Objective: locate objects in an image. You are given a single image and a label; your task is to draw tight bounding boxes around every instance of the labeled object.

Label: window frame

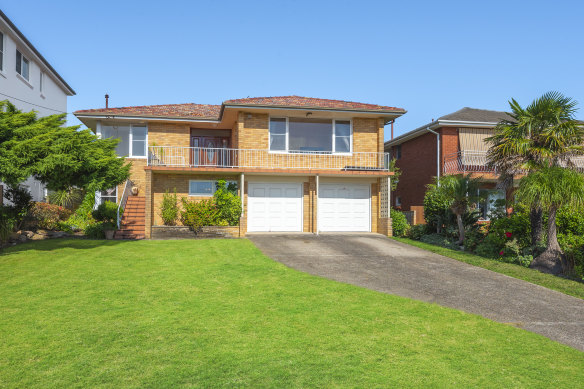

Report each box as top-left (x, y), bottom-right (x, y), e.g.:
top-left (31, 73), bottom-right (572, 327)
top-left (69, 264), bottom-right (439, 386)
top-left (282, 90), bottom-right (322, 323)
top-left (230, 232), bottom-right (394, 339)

top-left (97, 122), bottom-right (149, 159)
top-left (16, 49), bottom-right (30, 81)
top-left (188, 180), bottom-right (238, 197)
top-left (39, 71), bottom-right (44, 95)
top-left (268, 116), bottom-right (353, 155)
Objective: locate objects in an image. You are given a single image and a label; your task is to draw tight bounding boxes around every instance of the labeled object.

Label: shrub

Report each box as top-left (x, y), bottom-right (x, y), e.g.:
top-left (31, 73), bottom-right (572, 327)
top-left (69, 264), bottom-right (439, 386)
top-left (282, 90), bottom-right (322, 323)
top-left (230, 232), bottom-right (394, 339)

top-left (48, 188), bottom-right (84, 210)
top-left (407, 224), bottom-right (428, 240)
top-left (557, 207), bottom-right (584, 236)
top-left (60, 192), bottom-right (98, 233)
top-left (28, 202), bottom-right (73, 230)
top-left (390, 209), bottom-right (410, 237)
top-left (423, 184), bottom-right (452, 233)
top-left (85, 222), bottom-right (106, 239)
top-left (93, 201), bottom-right (119, 224)
top-left (420, 233), bottom-right (460, 250)
top-left (474, 235), bottom-right (501, 258)
top-left (180, 198), bottom-right (219, 231)
top-left (558, 233), bottom-right (584, 279)
top-left (159, 189), bottom-right (179, 226)
top-left (2, 185), bottom-right (33, 230)
top-left (0, 210), bottom-right (15, 245)
top-left (213, 180), bottom-right (241, 226)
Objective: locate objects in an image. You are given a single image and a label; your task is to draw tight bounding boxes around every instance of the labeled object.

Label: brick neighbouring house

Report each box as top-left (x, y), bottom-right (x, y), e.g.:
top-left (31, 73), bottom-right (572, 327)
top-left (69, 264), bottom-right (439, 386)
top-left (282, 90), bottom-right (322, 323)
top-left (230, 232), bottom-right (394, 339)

top-left (74, 96), bottom-right (405, 238)
top-left (384, 107), bottom-right (518, 224)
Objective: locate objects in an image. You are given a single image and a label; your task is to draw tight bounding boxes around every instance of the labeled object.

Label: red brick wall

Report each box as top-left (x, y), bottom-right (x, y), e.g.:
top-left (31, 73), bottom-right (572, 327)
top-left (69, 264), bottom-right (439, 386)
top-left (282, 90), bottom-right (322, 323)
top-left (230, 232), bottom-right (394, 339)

top-left (391, 131), bottom-right (438, 210)
top-left (440, 126), bottom-right (459, 172)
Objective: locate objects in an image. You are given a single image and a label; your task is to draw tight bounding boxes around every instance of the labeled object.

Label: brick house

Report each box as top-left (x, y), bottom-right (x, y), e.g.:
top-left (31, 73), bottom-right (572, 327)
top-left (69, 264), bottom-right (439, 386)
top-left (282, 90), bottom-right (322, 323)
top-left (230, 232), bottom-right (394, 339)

top-left (75, 96), bottom-right (405, 238)
top-left (384, 107), bottom-right (516, 224)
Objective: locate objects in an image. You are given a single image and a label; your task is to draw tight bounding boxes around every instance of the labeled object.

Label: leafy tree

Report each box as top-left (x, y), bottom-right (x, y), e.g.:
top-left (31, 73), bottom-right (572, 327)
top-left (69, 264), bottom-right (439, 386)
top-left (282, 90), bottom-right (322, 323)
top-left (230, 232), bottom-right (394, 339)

top-left (431, 174), bottom-right (484, 244)
top-left (486, 92), bottom-right (584, 245)
top-left (0, 100), bottom-right (130, 192)
top-left (516, 167), bottom-right (584, 274)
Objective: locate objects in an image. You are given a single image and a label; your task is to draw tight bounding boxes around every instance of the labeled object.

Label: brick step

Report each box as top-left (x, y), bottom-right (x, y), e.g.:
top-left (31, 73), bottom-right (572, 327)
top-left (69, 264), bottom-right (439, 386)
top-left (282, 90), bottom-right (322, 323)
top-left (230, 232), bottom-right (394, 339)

top-left (119, 229), bottom-right (145, 235)
top-left (122, 215), bottom-right (145, 220)
top-left (121, 224), bottom-right (145, 229)
top-left (114, 233), bottom-right (145, 240)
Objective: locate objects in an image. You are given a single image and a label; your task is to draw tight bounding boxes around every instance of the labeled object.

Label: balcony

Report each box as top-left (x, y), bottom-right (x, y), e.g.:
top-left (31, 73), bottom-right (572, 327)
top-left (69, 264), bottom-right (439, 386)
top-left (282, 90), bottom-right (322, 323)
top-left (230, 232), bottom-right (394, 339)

top-left (147, 146), bottom-right (391, 172)
top-left (443, 150), bottom-right (584, 175)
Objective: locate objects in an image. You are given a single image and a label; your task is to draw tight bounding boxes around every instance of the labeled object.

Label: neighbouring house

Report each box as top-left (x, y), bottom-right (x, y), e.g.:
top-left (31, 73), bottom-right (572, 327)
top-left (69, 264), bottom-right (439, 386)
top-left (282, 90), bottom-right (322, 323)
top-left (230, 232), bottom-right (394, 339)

top-left (0, 10), bottom-right (76, 202)
top-left (385, 108), bottom-right (519, 224)
top-left (74, 96), bottom-right (405, 239)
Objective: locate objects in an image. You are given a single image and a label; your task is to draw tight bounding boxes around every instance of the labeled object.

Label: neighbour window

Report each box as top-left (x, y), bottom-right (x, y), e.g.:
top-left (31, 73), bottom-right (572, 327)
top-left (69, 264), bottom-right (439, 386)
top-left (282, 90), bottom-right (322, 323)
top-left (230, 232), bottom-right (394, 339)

top-left (396, 196), bottom-right (401, 207)
top-left (269, 118), bottom-right (286, 151)
top-left (0, 32), bottom-right (4, 71)
top-left (269, 117), bottom-right (352, 153)
top-left (477, 189), bottom-right (505, 220)
top-left (394, 145), bottom-right (402, 160)
top-left (189, 180), bottom-right (238, 196)
top-left (16, 49), bottom-right (30, 80)
top-left (100, 124), bottom-right (148, 158)
top-left (39, 72), bottom-right (44, 93)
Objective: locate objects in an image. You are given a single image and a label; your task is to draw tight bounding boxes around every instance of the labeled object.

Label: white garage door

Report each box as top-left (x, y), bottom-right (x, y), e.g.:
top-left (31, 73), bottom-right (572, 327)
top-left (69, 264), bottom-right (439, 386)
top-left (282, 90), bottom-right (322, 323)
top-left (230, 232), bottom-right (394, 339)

top-left (247, 183), bottom-right (303, 232)
top-left (319, 183), bottom-right (370, 232)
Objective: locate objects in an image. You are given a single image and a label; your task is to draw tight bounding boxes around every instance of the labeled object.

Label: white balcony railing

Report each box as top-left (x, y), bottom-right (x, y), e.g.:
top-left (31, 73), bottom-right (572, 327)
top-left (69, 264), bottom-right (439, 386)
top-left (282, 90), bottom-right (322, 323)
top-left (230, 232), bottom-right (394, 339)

top-left (148, 146), bottom-right (391, 171)
top-left (443, 150), bottom-right (584, 175)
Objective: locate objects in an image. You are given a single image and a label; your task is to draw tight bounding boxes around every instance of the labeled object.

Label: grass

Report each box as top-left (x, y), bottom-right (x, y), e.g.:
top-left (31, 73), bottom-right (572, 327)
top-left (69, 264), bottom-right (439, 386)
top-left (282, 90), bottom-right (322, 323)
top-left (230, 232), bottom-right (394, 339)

top-left (0, 239), bottom-right (582, 388)
top-left (392, 237), bottom-right (584, 300)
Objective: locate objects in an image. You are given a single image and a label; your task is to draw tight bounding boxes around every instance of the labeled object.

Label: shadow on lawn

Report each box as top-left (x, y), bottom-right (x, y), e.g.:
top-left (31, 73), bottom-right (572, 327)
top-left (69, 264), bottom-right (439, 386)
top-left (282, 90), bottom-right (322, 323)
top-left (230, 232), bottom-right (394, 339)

top-left (0, 237), bottom-right (139, 256)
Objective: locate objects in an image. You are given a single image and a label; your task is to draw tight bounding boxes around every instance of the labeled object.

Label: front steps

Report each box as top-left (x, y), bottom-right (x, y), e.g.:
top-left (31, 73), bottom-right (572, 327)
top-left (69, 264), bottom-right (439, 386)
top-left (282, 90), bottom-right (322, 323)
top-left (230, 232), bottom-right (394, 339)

top-left (114, 196), bottom-right (145, 240)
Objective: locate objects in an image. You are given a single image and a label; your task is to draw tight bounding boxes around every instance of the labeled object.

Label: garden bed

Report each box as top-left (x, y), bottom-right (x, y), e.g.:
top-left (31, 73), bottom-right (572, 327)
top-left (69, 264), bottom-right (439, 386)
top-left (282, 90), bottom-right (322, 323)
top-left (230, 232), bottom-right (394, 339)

top-left (151, 225), bottom-right (240, 239)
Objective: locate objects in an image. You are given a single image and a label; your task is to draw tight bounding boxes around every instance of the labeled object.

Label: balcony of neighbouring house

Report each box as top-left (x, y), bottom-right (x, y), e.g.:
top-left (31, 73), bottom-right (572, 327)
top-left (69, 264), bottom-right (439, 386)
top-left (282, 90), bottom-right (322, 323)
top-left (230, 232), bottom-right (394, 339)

top-left (443, 150), bottom-right (584, 176)
top-left (147, 146), bottom-right (392, 174)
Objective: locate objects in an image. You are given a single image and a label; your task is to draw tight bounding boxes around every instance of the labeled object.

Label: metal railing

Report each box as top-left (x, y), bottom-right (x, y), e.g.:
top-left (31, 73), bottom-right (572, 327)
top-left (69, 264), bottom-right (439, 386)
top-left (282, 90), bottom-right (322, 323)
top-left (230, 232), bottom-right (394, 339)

top-left (148, 146), bottom-right (391, 171)
top-left (443, 150), bottom-right (584, 175)
top-left (443, 150), bottom-right (496, 175)
top-left (117, 179), bottom-right (133, 229)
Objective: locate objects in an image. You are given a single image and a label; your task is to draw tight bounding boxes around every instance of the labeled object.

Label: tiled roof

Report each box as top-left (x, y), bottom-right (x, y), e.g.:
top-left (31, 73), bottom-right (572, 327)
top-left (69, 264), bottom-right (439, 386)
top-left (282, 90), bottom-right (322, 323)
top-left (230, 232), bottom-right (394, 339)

top-left (74, 96), bottom-right (404, 120)
top-left (74, 103), bottom-right (222, 119)
top-left (438, 107), bottom-right (513, 123)
top-left (224, 95), bottom-right (405, 112)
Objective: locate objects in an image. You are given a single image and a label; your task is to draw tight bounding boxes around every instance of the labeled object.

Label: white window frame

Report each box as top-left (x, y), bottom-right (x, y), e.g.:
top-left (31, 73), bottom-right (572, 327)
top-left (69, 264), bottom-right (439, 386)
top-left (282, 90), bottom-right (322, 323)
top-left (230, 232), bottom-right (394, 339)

top-left (97, 122), bottom-right (148, 159)
top-left (39, 71), bottom-right (44, 96)
top-left (0, 31), bottom-right (4, 74)
top-left (268, 116), bottom-right (353, 155)
top-left (16, 49), bottom-right (30, 81)
top-left (188, 180), bottom-right (238, 197)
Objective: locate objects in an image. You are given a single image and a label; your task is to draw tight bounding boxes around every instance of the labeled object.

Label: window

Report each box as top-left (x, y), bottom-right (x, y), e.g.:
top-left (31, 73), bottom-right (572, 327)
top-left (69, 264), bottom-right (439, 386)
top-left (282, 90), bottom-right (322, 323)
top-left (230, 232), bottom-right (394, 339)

top-left (269, 117), bottom-right (352, 153)
top-left (16, 49), bottom-right (29, 80)
top-left (394, 145), bottom-right (402, 160)
top-left (100, 124), bottom-right (148, 158)
top-left (395, 196), bottom-right (401, 207)
top-left (39, 72), bottom-right (44, 93)
top-left (100, 188), bottom-right (117, 204)
top-left (189, 180), bottom-right (238, 196)
top-left (0, 32), bottom-right (4, 71)
top-left (477, 189), bottom-right (505, 220)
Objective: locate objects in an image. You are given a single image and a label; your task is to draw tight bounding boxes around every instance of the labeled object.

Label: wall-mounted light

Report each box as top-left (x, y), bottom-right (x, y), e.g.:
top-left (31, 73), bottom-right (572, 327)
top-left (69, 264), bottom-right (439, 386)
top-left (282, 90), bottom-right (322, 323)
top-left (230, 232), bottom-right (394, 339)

top-left (306, 112), bottom-right (312, 118)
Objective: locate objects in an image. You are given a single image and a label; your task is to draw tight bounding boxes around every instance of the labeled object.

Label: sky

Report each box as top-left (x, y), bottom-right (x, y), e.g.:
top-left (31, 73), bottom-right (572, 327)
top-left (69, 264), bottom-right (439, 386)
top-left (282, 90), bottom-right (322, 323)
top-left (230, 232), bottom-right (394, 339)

top-left (2, 0), bottom-right (583, 140)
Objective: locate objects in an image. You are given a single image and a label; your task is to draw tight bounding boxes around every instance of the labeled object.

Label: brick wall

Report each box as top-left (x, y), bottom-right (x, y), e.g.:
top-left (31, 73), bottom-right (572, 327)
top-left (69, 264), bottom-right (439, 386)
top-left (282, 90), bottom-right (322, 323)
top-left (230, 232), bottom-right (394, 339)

top-left (353, 117), bottom-right (383, 153)
top-left (392, 131), bottom-right (438, 211)
top-left (148, 122), bottom-right (190, 147)
top-left (440, 126), bottom-right (459, 170)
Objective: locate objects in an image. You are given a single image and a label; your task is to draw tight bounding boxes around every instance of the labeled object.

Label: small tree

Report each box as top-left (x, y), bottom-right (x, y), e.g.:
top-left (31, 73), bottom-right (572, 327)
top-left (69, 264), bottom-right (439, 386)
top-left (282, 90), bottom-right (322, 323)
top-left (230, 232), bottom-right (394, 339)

top-left (433, 174), bottom-right (484, 244)
top-left (516, 167), bottom-right (584, 274)
top-left (213, 180), bottom-right (241, 226)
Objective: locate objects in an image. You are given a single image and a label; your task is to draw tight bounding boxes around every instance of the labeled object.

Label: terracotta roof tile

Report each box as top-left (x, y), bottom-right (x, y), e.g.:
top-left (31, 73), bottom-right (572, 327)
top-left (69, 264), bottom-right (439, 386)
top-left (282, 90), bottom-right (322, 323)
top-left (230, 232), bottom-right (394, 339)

top-left (74, 103), bottom-right (222, 120)
top-left (224, 95), bottom-right (404, 112)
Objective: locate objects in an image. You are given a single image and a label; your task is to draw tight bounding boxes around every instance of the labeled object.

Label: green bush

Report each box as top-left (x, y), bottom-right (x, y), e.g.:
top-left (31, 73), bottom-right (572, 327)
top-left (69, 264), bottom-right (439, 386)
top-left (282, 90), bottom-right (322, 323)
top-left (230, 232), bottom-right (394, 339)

top-left (407, 224), bottom-right (428, 240)
top-left (474, 235), bottom-right (501, 258)
top-left (0, 209), bottom-right (15, 245)
top-left (420, 233), bottom-right (460, 250)
top-left (60, 192), bottom-right (98, 233)
top-left (92, 201), bottom-right (119, 224)
top-left (423, 184), bottom-right (452, 232)
top-left (390, 209), bottom-right (410, 237)
top-left (214, 180), bottom-right (241, 226)
top-left (180, 198), bottom-right (219, 231)
top-left (558, 233), bottom-right (584, 279)
top-left (159, 189), bottom-right (179, 226)
top-left (48, 188), bottom-right (84, 210)
top-left (557, 207), bottom-right (584, 236)
top-left (2, 185), bottom-right (33, 231)
top-left (28, 202), bottom-right (73, 230)
top-left (85, 222), bottom-right (106, 239)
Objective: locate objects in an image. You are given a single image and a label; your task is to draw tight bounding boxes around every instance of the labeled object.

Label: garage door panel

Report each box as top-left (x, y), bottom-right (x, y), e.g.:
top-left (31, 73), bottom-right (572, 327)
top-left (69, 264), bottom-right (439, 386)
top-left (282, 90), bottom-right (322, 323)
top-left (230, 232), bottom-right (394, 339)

top-left (248, 183), bottom-right (303, 232)
top-left (318, 184), bottom-right (370, 232)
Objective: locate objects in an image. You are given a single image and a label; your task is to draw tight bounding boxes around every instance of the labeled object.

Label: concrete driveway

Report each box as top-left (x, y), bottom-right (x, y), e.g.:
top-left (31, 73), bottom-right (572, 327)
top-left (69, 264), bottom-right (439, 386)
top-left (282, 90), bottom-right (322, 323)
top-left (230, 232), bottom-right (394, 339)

top-left (248, 233), bottom-right (584, 351)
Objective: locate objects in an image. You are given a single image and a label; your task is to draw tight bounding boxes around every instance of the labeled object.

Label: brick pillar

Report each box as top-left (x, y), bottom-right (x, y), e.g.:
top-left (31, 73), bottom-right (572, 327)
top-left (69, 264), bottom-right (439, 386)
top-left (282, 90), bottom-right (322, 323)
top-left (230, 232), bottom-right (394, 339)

top-left (144, 169), bottom-right (152, 239)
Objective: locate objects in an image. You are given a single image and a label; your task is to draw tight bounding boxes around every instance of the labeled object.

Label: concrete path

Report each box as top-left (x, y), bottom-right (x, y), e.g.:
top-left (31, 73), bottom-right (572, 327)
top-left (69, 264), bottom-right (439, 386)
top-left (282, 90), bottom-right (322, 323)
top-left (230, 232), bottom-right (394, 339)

top-left (248, 233), bottom-right (584, 351)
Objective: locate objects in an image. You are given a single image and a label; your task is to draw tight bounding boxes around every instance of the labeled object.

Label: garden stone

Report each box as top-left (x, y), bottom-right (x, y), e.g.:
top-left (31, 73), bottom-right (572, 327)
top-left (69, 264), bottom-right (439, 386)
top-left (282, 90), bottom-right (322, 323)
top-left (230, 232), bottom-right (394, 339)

top-left (50, 231), bottom-right (68, 238)
top-left (31, 233), bottom-right (48, 241)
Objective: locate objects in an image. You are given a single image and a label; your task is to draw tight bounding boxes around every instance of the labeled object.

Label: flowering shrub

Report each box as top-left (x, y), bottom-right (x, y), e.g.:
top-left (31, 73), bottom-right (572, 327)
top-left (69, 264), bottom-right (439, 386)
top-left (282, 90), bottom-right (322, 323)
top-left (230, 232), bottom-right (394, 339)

top-left (28, 202), bottom-right (73, 230)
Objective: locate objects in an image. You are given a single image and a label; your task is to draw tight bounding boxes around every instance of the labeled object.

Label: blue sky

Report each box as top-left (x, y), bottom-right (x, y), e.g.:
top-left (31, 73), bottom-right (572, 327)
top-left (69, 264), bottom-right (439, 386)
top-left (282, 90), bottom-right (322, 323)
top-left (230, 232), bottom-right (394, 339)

top-left (3, 0), bottom-right (583, 140)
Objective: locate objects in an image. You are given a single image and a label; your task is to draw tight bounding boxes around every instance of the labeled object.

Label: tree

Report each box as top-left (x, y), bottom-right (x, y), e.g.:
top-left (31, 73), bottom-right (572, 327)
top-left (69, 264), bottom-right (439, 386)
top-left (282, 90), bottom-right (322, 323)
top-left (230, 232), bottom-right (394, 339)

top-left (516, 167), bottom-right (584, 274)
top-left (431, 174), bottom-right (484, 244)
top-left (486, 92), bottom-right (584, 245)
top-left (0, 100), bottom-right (130, 192)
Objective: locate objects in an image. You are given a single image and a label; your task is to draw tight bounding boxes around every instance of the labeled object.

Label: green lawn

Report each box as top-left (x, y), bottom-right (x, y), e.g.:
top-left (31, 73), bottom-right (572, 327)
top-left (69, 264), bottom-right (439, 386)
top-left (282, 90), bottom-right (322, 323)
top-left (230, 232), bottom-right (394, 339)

top-left (392, 237), bottom-right (584, 300)
top-left (0, 239), bottom-right (582, 388)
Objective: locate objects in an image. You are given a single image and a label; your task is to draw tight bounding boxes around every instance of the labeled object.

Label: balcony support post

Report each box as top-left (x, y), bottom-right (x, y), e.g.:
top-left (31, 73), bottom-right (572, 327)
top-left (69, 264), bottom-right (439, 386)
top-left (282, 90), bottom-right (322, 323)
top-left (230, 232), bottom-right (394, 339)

top-left (315, 174), bottom-right (319, 236)
top-left (240, 173), bottom-right (244, 217)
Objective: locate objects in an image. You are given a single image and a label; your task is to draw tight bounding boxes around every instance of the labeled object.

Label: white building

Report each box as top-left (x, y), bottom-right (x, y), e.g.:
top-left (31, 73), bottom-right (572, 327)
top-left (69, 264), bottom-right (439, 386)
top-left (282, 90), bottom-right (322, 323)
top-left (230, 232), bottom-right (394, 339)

top-left (0, 9), bottom-right (76, 201)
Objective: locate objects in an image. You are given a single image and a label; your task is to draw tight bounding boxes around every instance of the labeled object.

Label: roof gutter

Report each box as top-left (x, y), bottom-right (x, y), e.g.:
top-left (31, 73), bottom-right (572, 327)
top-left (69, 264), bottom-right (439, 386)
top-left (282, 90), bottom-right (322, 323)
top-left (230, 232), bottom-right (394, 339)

top-left (74, 114), bottom-right (221, 123)
top-left (223, 104), bottom-right (406, 117)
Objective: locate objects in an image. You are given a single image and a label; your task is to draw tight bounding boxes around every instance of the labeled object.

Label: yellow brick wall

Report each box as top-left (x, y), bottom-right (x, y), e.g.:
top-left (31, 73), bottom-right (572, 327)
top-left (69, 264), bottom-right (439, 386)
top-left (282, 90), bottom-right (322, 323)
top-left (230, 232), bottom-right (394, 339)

top-left (148, 122), bottom-right (190, 147)
top-left (371, 182), bottom-right (379, 233)
top-left (353, 117), bottom-right (383, 154)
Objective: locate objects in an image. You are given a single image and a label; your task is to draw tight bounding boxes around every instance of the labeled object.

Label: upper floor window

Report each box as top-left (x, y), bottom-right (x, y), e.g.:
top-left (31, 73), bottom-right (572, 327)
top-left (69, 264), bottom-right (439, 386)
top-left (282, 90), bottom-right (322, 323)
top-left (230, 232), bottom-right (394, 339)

top-left (39, 72), bottom-right (44, 93)
top-left (16, 49), bottom-right (30, 80)
top-left (0, 32), bottom-right (4, 71)
top-left (100, 124), bottom-right (148, 158)
top-left (394, 145), bottom-right (402, 159)
top-left (269, 117), bottom-right (352, 153)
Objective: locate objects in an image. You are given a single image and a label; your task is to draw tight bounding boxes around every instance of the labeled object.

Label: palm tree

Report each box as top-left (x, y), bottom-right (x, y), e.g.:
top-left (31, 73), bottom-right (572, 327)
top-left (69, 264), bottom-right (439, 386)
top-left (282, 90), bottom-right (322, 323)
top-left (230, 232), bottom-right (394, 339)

top-left (517, 167), bottom-right (584, 274)
top-left (486, 91), bottom-right (584, 245)
top-left (438, 174), bottom-right (484, 244)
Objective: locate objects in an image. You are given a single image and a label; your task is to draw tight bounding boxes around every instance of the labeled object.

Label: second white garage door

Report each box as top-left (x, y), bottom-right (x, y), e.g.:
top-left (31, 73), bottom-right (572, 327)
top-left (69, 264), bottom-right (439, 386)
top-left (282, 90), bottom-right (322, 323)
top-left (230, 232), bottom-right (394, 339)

top-left (247, 183), bottom-right (303, 232)
top-left (318, 183), bottom-right (371, 232)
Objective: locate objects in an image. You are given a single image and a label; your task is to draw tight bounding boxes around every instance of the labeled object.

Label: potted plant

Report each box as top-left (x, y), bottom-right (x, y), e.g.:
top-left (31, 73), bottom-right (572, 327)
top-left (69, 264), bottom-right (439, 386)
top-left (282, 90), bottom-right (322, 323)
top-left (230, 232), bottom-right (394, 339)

top-left (103, 222), bottom-right (116, 240)
top-left (92, 201), bottom-right (120, 240)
